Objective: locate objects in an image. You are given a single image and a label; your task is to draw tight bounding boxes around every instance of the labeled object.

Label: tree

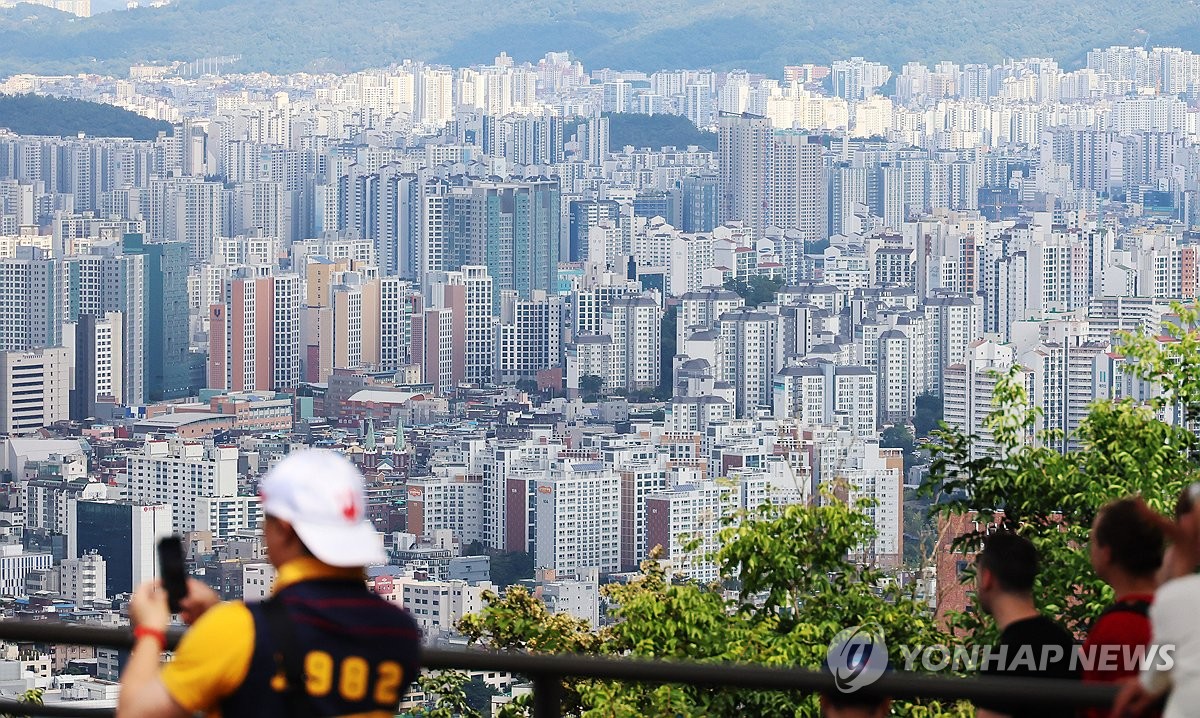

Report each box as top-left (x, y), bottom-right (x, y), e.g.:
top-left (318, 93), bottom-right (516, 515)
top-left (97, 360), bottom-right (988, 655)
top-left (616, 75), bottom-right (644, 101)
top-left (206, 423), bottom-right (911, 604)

top-left (579, 374), bottom-right (604, 399)
top-left (804, 238), bottom-right (831, 254)
top-left (922, 363), bottom-right (1195, 634)
top-left (0, 94), bottom-right (170, 139)
top-left (880, 424), bottom-right (915, 453)
top-left (463, 676), bottom-right (499, 716)
top-left (1116, 301), bottom-right (1200, 456)
top-left (658, 305), bottom-right (677, 399)
top-left (881, 424), bottom-right (917, 471)
top-left (913, 393), bottom-right (944, 438)
top-left (515, 379), bottom-right (539, 395)
top-left (454, 496), bottom-right (969, 716)
top-left (1, 689), bottom-right (44, 718)
top-left (409, 671), bottom-right (527, 718)
top-left (604, 112), bottom-right (717, 151)
top-left (723, 275), bottom-right (783, 308)
top-left (488, 551), bottom-right (535, 588)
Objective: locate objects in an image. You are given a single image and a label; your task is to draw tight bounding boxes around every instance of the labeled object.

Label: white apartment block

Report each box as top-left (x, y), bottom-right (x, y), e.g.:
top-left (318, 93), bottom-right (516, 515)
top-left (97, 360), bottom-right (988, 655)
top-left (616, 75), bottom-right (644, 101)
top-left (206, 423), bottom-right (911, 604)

top-left (676, 288), bottom-right (744, 346)
top-left (773, 363), bottom-right (876, 436)
top-left (943, 340), bottom-right (1031, 458)
top-left (0, 347), bottom-right (71, 434)
top-left (425, 266), bottom-right (494, 386)
top-left (645, 480), bottom-right (738, 583)
top-left (644, 473), bottom-right (779, 583)
top-left (668, 233), bottom-right (716, 296)
top-left (26, 477), bottom-right (105, 536)
top-left (617, 463), bottom-right (670, 571)
top-left (70, 312), bottom-right (124, 406)
top-left (0, 247), bottom-right (63, 352)
top-left (480, 432), bottom-right (563, 551)
top-left (537, 578), bottom-right (601, 626)
top-left (667, 395), bottom-right (734, 434)
top-left (565, 336), bottom-right (610, 394)
top-left (406, 469), bottom-right (485, 545)
top-left (875, 317), bottom-right (929, 423)
top-left (378, 277), bottom-right (418, 371)
top-left (381, 575), bottom-right (494, 635)
top-left (126, 439), bottom-right (240, 533)
top-left (606, 295), bottom-right (661, 392)
top-left (60, 552), bottom-right (107, 604)
top-left (835, 441), bottom-right (905, 568)
top-left (534, 461), bottom-right (620, 575)
top-left (719, 309), bottom-right (777, 418)
top-left (496, 290), bottom-right (562, 384)
top-left (243, 563), bottom-right (277, 602)
top-left (68, 248), bottom-right (146, 405)
top-left (0, 544), bottom-right (53, 597)
top-left (196, 495), bottom-right (262, 541)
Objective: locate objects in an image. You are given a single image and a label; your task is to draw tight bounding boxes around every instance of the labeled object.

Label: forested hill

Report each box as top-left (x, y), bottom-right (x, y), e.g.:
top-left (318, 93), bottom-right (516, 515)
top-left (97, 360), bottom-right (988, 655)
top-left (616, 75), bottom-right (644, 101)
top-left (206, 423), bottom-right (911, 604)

top-left (0, 94), bottom-right (171, 139)
top-left (606, 114), bottom-right (717, 152)
top-left (0, 0), bottom-right (1198, 77)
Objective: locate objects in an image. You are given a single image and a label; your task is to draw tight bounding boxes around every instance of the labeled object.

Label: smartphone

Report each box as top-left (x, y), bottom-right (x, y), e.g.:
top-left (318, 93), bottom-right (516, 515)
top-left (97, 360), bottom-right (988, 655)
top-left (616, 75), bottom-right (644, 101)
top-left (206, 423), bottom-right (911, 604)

top-left (157, 536), bottom-right (188, 614)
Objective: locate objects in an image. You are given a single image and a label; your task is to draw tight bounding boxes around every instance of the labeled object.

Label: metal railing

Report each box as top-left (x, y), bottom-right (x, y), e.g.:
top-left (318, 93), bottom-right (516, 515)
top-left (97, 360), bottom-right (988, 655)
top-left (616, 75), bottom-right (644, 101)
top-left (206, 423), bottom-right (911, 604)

top-left (0, 621), bottom-right (1118, 717)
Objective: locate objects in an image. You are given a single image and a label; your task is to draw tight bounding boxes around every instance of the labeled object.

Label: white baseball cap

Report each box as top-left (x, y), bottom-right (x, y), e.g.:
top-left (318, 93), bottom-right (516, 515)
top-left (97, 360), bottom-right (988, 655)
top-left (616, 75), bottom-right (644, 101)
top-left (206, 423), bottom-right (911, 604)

top-left (259, 449), bottom-right (387, 567)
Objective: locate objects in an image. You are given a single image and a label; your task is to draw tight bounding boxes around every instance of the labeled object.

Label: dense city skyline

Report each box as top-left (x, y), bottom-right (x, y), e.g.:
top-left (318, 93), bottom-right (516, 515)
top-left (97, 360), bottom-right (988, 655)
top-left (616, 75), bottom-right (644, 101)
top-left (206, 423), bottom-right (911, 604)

top-left (0, 19), bottom-right (1198, 712)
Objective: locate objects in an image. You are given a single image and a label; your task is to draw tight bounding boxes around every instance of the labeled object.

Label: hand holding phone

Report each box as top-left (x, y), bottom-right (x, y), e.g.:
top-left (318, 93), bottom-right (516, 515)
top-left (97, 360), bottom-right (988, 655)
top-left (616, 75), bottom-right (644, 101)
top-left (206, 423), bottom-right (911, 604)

top-left (157, 536), bottom-right (188, 614)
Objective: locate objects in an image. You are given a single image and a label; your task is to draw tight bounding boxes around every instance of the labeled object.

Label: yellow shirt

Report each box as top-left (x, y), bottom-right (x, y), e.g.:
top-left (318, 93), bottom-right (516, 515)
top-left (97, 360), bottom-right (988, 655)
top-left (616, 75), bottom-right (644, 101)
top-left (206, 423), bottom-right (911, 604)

top-left (161, 558), bottom-right (368, 716)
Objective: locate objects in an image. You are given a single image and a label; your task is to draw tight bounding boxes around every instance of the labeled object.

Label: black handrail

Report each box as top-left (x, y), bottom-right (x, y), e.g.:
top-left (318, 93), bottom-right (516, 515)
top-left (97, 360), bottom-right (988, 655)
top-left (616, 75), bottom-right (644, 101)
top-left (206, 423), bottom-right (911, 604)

top-left (0, 620), bottom-right (1118, 717)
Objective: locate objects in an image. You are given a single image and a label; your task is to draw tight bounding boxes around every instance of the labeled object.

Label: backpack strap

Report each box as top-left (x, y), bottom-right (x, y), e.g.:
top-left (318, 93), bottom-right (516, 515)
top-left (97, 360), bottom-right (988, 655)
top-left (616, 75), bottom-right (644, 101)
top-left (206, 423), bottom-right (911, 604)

top-left (261, 595), bottom-right (318, 718)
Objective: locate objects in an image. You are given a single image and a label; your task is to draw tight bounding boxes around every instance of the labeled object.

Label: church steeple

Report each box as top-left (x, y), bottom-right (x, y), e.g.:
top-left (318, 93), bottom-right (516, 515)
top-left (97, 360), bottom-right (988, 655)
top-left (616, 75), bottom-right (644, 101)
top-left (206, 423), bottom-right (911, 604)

top-left (364, 418), bottom-right (376, 451)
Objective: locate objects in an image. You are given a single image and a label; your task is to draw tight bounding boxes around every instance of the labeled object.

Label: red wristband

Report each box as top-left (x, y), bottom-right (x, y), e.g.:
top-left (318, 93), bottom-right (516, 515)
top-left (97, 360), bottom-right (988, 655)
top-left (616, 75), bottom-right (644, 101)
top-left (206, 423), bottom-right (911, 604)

top-left (133, 626), bottom-right (167, 650)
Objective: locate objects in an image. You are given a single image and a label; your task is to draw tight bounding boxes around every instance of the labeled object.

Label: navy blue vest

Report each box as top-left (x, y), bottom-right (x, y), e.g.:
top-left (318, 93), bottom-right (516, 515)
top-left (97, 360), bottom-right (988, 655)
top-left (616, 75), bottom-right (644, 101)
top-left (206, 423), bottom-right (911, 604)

top-left (220, 579), bottom-right (422, 717)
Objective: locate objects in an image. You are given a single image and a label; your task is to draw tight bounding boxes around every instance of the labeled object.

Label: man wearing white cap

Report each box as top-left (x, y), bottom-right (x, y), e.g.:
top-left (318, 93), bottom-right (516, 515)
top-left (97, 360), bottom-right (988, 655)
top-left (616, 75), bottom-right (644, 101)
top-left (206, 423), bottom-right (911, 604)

top-left (117, 449), bottom-right (421, 718)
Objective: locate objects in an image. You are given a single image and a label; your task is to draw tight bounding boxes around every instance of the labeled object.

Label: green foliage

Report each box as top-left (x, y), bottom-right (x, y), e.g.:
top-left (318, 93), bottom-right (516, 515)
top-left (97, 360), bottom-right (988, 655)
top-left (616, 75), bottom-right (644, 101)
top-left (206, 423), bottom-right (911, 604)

top-left (659, 304), bottom-right (677, 399)
top-left (437, 302), bottom-right (1200, 716)
top-left (454, 499), bottom-right (969, 717)
top-left (604, 112), bottom-right (716, 150)
top-left (723, 275), bottom-right (783, 308)
top-left (411, 671), bottom-right (476, 718)
top-left (913, 393), bottom-right (944, 438)
top-left (903, 487), bottom-right (937, 570)
top-left (881, 424), bottom-right (917, 470)
top-left (408, 671), bottom-right (527, 718)
top-left (462, 677), bottom-right (499, 716)
top-left (1, 689), bottom-right (44, 718)
top-left (878, 425), bottom-right (912, 453)
top-left (923, 361), bottom-right (1196, 633)
top-left (489, 551), bottom-right (535, 588)
top-left (0, 94), bottom-right (170, 139)
top-left (804, 238), bottom-right (831, 255)
top-left (1117, 301), bottom-right (1200, 453)
top-left (579, 374), bottom-right (604, 399)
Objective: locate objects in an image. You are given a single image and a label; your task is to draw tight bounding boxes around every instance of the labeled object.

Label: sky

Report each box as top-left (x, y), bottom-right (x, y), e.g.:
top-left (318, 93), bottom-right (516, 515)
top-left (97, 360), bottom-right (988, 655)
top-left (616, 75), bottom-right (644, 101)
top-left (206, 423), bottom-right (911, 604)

top-left (91, 0), bottom-right (130, 13)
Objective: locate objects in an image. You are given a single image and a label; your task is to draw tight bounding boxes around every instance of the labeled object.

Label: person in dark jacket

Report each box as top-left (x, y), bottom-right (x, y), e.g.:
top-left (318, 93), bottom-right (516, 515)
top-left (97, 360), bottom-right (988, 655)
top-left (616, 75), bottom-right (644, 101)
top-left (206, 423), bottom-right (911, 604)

top-left (118, 449), bottom-right (421, 718)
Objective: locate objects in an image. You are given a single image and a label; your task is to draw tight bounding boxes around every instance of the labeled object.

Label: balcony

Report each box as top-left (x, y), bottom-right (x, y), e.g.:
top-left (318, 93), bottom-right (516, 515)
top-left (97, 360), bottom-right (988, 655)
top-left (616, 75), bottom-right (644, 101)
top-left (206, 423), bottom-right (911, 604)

top-left (0, 621), bottom-right (1115, 717)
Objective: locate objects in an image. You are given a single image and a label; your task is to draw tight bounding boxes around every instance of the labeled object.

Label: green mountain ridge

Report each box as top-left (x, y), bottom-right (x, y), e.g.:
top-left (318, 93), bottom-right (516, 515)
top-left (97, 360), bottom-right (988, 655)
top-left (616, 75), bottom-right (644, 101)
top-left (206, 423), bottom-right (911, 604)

top-left (0, 94), bottom-right (171, 138)
top-left (1, 0), bottom-right (1199, 77)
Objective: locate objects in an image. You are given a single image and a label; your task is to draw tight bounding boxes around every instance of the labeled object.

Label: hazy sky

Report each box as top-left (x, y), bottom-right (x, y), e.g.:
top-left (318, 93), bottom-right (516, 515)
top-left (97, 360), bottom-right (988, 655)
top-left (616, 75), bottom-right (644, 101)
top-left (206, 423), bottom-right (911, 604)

top-left (92, 0), bottom-right (130, 13)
